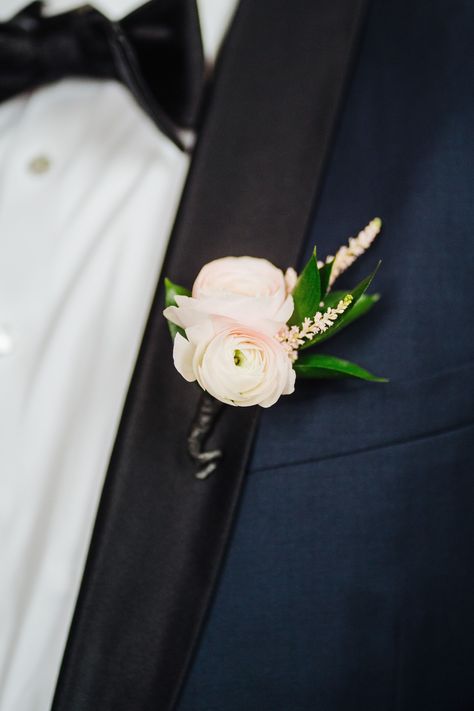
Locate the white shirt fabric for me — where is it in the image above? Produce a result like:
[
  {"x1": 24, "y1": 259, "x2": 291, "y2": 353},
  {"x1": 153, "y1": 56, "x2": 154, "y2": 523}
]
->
[{"x1": 0, "y1": 1, "x2": 238, "y2": 709}]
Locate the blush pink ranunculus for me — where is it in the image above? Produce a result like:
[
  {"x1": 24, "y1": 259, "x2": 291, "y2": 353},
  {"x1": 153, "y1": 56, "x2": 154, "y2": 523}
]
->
[
  {"x1": 173, "y1": 318, "x2": 296, "y2": 408},
  {"x1": 164, "y1": 257, "x2": 295, "y2": 335},
  {"x1": 193, "y1": 256, "x2": 291, "y2": 300},
  {"x1": 192, "y1": 256, "x2": 296, "y2": 324}
]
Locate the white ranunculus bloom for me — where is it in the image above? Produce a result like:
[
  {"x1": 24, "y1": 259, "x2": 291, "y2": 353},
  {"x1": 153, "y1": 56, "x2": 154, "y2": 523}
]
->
[
  {"x1": 173, "y1": 319, "x2": 296, "y2": 408},
  {"x1": 165, "y1": 256, "x2": 295, "y2": 330}
]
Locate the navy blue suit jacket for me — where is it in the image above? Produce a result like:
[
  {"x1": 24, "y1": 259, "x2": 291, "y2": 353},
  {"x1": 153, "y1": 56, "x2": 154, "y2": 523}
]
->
[{"x1": 178, "y1": 1, "x2": 474, "y2": 709}]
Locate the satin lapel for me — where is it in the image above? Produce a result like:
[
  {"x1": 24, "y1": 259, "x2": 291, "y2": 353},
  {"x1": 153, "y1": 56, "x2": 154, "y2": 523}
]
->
[{"x1": 52, "y1": 1, "x2": 369, "y2": 709}]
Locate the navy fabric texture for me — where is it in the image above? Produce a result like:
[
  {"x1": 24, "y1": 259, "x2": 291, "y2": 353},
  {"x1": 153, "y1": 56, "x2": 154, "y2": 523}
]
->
[{"x1": 178, "y1": 1, "x2": 474, "y2": 709}]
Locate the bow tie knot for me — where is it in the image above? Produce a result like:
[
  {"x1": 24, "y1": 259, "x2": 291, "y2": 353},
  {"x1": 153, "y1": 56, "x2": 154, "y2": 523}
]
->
[{"x1": 0, "y1": 1, "x2": 205, "y2": 150}]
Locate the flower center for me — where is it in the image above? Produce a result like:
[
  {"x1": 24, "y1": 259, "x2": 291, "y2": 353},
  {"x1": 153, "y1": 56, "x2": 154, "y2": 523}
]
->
[{"x1": 233, "y1": 349, "x2": 244, "y2": 366}]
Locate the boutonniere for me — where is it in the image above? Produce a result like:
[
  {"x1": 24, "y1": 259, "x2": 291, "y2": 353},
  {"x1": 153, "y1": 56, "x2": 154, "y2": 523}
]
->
[{"x1": 163, "y1": 218, "x2": 387, "y2": 410}]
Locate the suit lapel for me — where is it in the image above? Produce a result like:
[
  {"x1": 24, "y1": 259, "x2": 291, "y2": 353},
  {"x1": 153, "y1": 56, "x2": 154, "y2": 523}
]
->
[{"x1": 52, "y1": 1, "x2": 369, "y2": 709}]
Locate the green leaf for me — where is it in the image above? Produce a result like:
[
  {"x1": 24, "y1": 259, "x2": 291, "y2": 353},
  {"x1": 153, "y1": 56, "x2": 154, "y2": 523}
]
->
[
  {"x1": 164, "y1": 277, "x2": 191, "y2": 340},
  {"x1": 318, "y1": 258, "x2": 334, "y2": 298},
  {"x1": 300, "y1": 261, "x2": 381, "y2": 349},
  {"x1": 288, "y1": 248, "x2": 321, "y2": 326},
  {"x1": 294, "y1": 353, "x2": 388, "y2": 382},
  {"x1": 164, "y1": 277, "x2": 191, "y2": 306}
]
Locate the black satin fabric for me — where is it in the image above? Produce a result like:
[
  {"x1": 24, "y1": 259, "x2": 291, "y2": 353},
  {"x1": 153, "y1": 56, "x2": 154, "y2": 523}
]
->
[
  {"x1": 0, "y1": 0, "x2": 204, "y2": 148},
  {"x1": 50, "y1": 1, "x2": 369, "y2": 710}
]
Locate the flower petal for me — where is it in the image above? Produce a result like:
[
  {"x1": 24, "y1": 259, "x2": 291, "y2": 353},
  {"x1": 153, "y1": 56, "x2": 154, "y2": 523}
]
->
[{"x1": 173, "y1": 333, "x2": 196, "y2": 382}]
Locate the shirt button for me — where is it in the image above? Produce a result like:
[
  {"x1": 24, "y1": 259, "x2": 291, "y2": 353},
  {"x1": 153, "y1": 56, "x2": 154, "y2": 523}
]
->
[
  {"x1": 28, "y1": 155, "x2": 52, "y2": 175},
  {"x1": 0, "y1": 326, "x2": 14, "y2": 356}
]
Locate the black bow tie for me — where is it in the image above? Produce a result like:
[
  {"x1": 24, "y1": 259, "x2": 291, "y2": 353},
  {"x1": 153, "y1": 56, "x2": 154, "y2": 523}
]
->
[{"x1": 0, "y1": 1, "x2": 205, "y2": 149}]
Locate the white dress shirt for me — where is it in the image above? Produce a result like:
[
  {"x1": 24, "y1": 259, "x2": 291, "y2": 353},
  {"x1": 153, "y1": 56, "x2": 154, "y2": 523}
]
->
[{"x1": 0, "y1": 1, "x2": 238, "y2": 709}]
